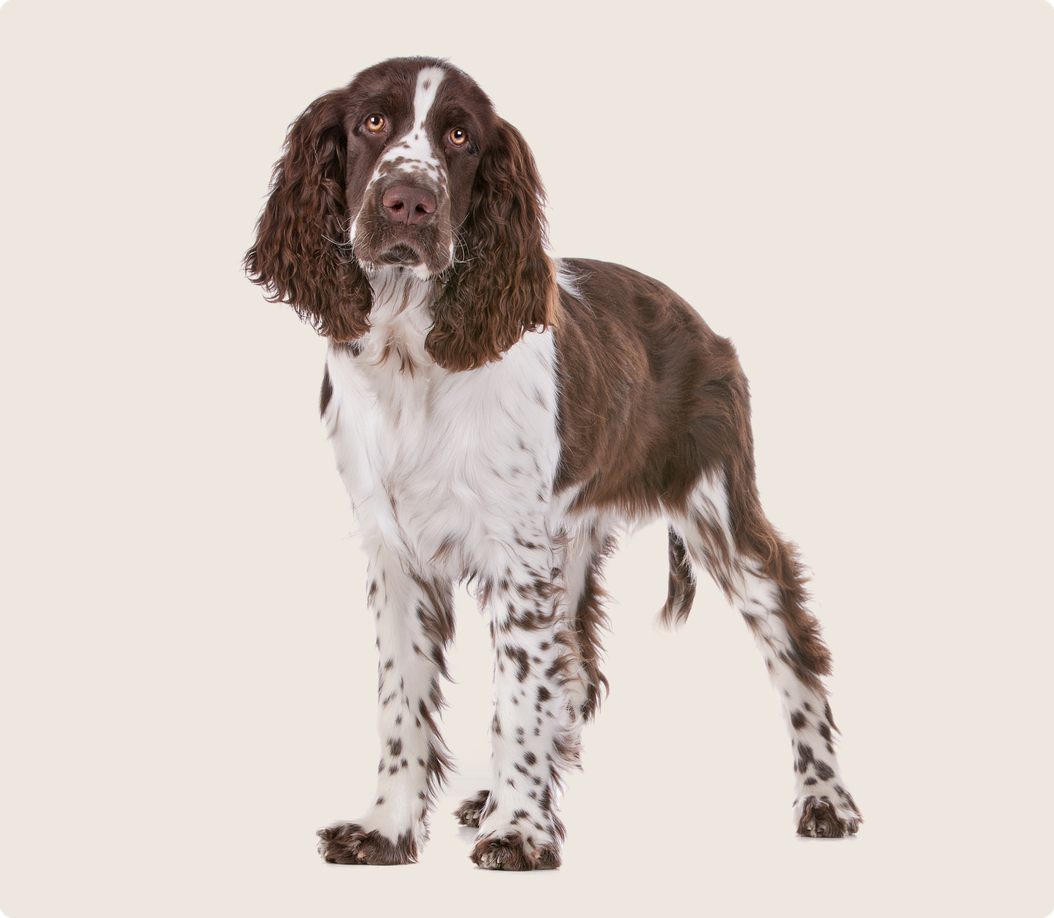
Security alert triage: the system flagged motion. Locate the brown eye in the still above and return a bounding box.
[449,127,468,146]
[365,114,386,134]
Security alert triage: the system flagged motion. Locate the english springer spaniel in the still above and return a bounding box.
[245,56,861,870]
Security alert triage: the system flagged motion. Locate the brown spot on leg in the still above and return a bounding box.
[814,759,835,781]
[794,741,814,773]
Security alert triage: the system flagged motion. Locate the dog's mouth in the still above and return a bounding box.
[375,243,424,267]
[355,229,452,277]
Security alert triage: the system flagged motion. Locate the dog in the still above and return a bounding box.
[245,56,861,870]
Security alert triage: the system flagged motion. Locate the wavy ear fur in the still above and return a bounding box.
[426,119,557,371]
[244,91,371,341]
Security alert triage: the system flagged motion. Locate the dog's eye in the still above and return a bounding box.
[365,114,387,134]
[448,128,468,146]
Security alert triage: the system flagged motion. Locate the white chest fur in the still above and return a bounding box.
[322,273,562,580]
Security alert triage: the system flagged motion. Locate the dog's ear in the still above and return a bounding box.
[244,90,371,341]
[425,119,557,371]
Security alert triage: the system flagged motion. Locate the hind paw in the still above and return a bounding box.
[795,793,862,838]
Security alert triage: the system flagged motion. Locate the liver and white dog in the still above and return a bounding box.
[245,56,861,870]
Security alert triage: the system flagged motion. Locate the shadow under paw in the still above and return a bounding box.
[316,822,417,865]
[796,796,862,838]
[470,831,560,871]
[454,790,490,828]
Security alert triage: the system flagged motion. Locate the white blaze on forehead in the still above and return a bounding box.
[386,66,447,168]
[412,67,446,132]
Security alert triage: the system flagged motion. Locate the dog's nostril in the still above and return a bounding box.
[382,184,437,226]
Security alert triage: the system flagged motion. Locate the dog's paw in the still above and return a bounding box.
[794,791,862,838]
[316,821,418,865]
[454,790,490,828]
[469,830,561,871]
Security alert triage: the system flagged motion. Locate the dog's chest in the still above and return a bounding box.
[324,308,562,572]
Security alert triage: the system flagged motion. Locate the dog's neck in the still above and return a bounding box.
[358,265,440,375]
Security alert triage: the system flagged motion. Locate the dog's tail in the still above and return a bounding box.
[658,527,696,628]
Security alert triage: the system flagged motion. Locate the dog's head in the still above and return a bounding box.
[245,57,556,370]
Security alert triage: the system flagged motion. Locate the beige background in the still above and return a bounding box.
[1,0,1052,916]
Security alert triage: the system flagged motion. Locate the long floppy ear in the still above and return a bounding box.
[426,119,557,371]
[244,91,371,341]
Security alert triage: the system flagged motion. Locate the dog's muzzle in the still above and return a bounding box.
[353,175,452,275]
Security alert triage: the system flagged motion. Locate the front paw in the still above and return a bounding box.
[794,791,862,838]
[470,830,561,871]
[317,821,418,865]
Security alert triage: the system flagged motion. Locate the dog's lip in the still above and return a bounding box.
[358,239,452,277]
[376,243,424,267]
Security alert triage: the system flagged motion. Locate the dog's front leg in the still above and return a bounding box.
[469,548,576,871]
[317,545,455,865]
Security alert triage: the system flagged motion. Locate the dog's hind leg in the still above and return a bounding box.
[668,468,862,837]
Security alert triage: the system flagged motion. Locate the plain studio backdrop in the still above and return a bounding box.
[1,1,1051,916]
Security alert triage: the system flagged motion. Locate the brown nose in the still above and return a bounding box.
[382,184,437,226]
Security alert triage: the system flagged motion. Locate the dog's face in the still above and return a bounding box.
[246,56,556,370]
[341,59,497,278]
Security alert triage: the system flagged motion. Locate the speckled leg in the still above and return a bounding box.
[317,548,455,864]
[468,544,576,870]
[670,471,862,837]
[455,519,612,836]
